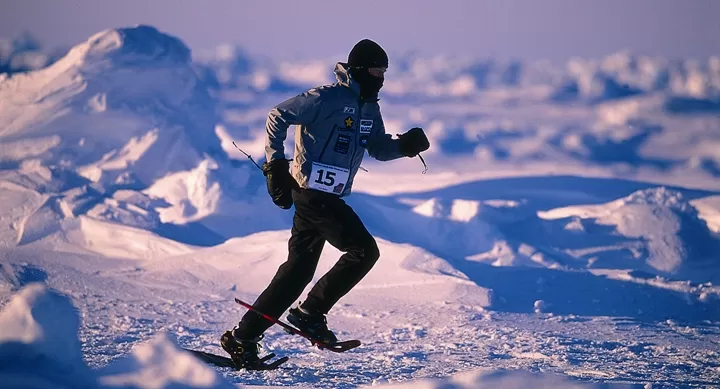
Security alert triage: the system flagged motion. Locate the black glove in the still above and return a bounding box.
[398,127,430,157]
[262,159,298,210]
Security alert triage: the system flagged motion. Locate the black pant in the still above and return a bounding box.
[234,188,380,339]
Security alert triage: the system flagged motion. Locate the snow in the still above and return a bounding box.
[0,33,58,75]
[0,281,638,389]
[0,25,224,188]
[0,283,99,388]
[538,187,720,282]
[70,217,196,260]
[99,333,236,389]
[692,195,720,233]
[1,24,720,388]
[359,369,636,388]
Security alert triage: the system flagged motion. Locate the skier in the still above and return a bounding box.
[221,38,430,368]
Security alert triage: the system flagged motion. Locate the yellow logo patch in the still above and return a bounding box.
[345,117,354,128]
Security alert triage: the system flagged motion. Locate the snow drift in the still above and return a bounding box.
[0,25,280,251]
[0,283,99,388]
[0,25,224,187]
[539,186,720,283]
[0,283,234,388]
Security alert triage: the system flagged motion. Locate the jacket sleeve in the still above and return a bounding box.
[265,90,322,162]
[365,114,404,161]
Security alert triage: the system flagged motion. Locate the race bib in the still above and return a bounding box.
[308,162,349,195]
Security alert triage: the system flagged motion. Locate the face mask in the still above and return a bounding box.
[351,68,384,99]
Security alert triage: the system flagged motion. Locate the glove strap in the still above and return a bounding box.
[418,153,428,174]
[232,142,263,171]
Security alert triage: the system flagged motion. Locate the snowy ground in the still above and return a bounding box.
[1,26,719,388]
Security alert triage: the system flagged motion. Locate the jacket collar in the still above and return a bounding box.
[334,62,379,102]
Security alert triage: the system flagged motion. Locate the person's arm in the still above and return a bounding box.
[365,115,404,161]
[265,90,323,162]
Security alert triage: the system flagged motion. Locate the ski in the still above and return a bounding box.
[183,348,289,370]
[234,297,361,353]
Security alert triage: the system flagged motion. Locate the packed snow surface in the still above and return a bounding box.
[1,25,719,388]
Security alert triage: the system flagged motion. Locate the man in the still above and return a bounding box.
[221,39,430,368]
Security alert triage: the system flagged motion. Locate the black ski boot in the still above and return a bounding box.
[220,330,264,369]
[286,305,338,344]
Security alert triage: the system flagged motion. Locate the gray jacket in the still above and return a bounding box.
[264,62,404,197]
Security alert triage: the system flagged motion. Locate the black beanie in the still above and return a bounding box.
[348,39,388,68]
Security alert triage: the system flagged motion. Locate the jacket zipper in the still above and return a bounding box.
[349,99,365,168]
[317,125,337,162]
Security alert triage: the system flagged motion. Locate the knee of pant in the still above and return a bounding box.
[279,261,314,285]
[362,240,380,264]
[296,266,316,285]
[299,271,314,287]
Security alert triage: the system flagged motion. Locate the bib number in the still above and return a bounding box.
[309,162,349,195]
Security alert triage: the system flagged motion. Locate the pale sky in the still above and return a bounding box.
[1,0,718,62]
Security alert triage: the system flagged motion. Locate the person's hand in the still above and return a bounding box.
[262,159,298,209]
[398,127,430,157]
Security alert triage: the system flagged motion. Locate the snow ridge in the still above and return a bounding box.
[0,24,224,187]
[539,187,719,282]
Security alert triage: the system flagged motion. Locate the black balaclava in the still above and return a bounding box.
[347,39,388,99]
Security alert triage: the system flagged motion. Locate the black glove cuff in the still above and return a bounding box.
[262,159,290,177]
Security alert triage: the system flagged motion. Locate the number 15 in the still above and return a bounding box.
[314,169,336,186]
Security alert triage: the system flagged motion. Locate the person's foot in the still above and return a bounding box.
[220,330,264,368]
[287,305,338,344]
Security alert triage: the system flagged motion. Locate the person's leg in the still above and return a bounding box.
[298,192,380,315]
[233,192,325,339]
